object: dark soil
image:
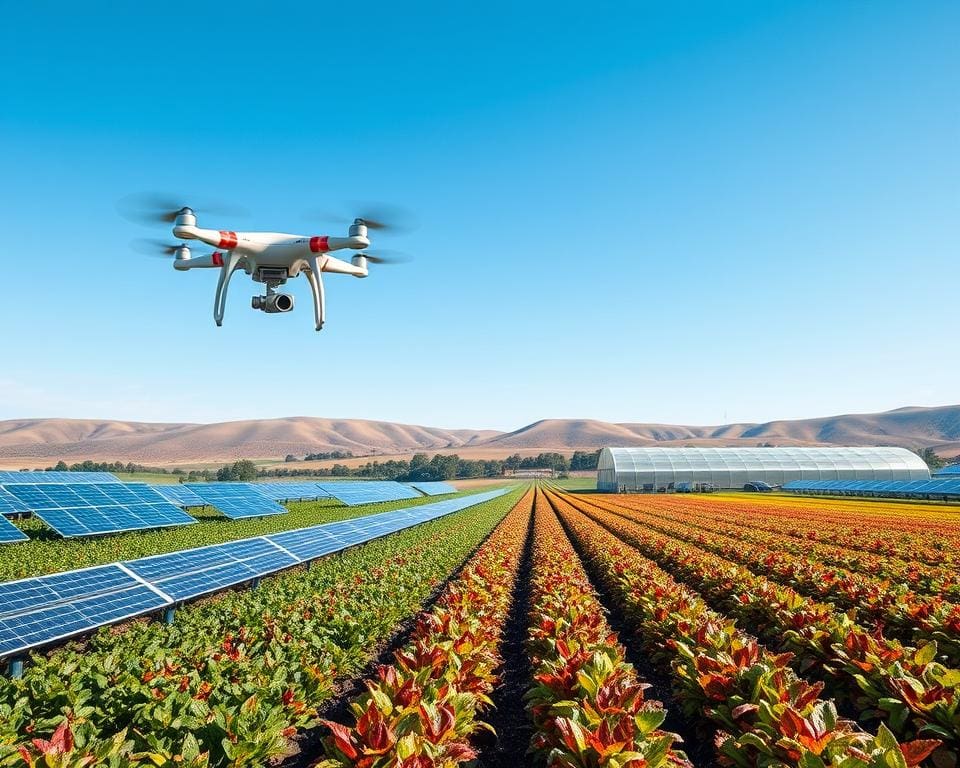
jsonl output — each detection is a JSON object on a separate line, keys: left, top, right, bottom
{"left": 474, "top": 508, "right": 536, "bottom": 768}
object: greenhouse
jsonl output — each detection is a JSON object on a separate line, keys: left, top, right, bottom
{"left": 596, "top": 446, "right": 930, "bottom": 492}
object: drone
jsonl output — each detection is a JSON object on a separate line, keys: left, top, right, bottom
{"left": 123, "top": 197, "right": 410, "bottom": 331}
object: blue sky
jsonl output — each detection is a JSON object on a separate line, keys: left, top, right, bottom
{"left": 1, "top": 1, "right": 957, "bottom": 431}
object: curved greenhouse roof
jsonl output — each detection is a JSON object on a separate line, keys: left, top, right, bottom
{"left": 597, "top": 446, "right": 929, "bottom": 492}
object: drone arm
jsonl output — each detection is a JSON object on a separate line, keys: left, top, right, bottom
{"left": 213, "top": 252, "right": 243, "bottom": 327}
{"left": 305, "top": 255, "right": 326, "bottom": 331}
{"left": 173, "top": 252, "right": 223, "bottom": 270}
{"left": 320, "top": 254, "right": 368, "bottom": 277}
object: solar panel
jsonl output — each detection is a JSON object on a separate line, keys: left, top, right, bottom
{"left": 0, "top": 564, "right": 170, "bottom": 657}
{"left": 267, "top": 525, "right": 347, "bottom": 561}
{"left": 3, "top": 483, "right": 196, "bottom": 538}
{"left": 935, "top": 464, "right": 960, "bottom": 477}
{"left": 317, "top": 481, "right": 421, "bottom": 506}
{"left": 0, "top": 471, "right": 120, "bottom": 484}
{"left": 0, "top": 516, "right": 27, "bottom": 544}
{"left": 0, "top": 486, "right": 31, "bottom": 517}
{"left": 783, "top": 478, "right": 960, "bottom": 499}
{"left": 125, "top": 538, "right": 299, "bottom": 601}
{"left": 252, "top": 482, "right": 331, "bottom": 501}
{"left": 0, "top": 487, "right": 513, "bottom": 657}
{"left": 407, "top": 481, "right": 457, "bottom": 496}
{"left": 151, "top": 484, "right": 207, "bottom": 508}
{"left": 184, "top": 483, "right": 288, "bottom": 519}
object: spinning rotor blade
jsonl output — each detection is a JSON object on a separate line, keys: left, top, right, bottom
{"left": 131, "top": 238, "right": 181, "bottom": 257}
{"left": 131, "top": 238, "right": 215, "bottom": 260}
{"left": 303, "top": 201, "right": 417, "bottom": 233}
{"left": 119, "top": 193, "right": 249, "bottom": 225}
{"left": 362, "top": 249, "right": 413, "bottom": 265}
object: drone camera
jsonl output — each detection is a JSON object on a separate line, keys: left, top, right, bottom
{"left": 252, "top": 293, "right": 295, "bottom": 313}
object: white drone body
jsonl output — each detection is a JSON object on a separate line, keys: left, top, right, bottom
{"left": 170, "top": 207, "right": 373, "bottom": 331}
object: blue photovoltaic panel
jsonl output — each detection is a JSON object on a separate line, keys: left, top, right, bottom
{"left": 0, "top": 516, "right": 27, "bottom": 544}
{"left": 252, "top": 483, "right": 330, "bottom": 501}
{"left": 3, "top": 483, "right": 196, "bottom": 538}
{"left": 125, "top": 538, "right": 299, "bottom": 601}
{"left": 407, "top": 481, "right": 457, "bottom": 496}
{"left": 0, "top": 487, "right": 512, "bottom": 657}
{"left": 0, "top": 564, "right": 170, "bottom": 657}
{"left": 934, "top": 464, "right": 960, "bottom": 477}
{"left": 317, "top": 481, "right": 421, "bottom": 506}
{"left": 783, "top": 478, "right": 960, "bottom": 499}
{"left": 184, "top": 483, "right": 288, "bottom": 519}
{"left": 151, "top": 484, "right": 206, "bottom": 508}
{"left": 267, "top": 525, "right": 348, "bottom": 561}
{"left": 0, "top": 471, "right": 120, "bottom": 484}
{"left": 0, "top": 487, "right": 30, "bottom": 516}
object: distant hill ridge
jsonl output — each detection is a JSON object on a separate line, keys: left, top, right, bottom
{"left": 0, "top": 405, "right": 958, "bottom": 467}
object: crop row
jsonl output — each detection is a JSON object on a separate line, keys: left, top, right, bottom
{"left": 557, "top": 491, "right": 960, "bottom": 761}
{"left": 525, "top": 489, "right": 690, "bottom": 767}
{"left": 319, "top": 488, "right": 534, "bottom": 767}
{"left": 0, "top": 488, "right": 523, "bottom": 768}
{"left": 0, "top": 488, "right": 508, "bottom": 583}
{"left": 543, "top": 489, "right": 941, "bottom": 767}
{"left": 603, "top": 495, "right": 960, "bottom": 599}
{"left": 586, "top": 493, "right": 960, "bottom": 667}
{"left": 677, "top": 495, "right": 960, "bottom": 564}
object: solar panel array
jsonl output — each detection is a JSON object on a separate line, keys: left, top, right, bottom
{"left": 3, "top": 483, "right": 196, "bottom": 538}
{"left": 406, "top": 481, "right": 457, "bottom": 496}
{"left": 0, "top": 517, "right": 27, "bottom": 544}
{"left": 316, "top": 481, "right": 421, "bottom": 506}
{"left": 0, "top": 471, "right": 121, "bottom": 484}
{"left": 126, "top": 538, "right": 298, "bottom": 601}
{"left": 0, "top": 487, "right": 30, "bottom": 517}
{"left": 0, "top": 487, "right": 510, "bottom": 657}
{"left": 934, "top": 464, "right": 960, "bottom": 477}
{"left": 0, "top": 564, "right": 169, "bottom": 656}
{"left": 151, "top": 484, "right": 207, "bottom": 508}
{"left": 784, "top": 478, "right": 960, "bottom": 499}
{"left": 184, "top": 483, "right": 288, "bottom": 519}
{"left": 252, "top": 482, "right": 331, "bottom": 501}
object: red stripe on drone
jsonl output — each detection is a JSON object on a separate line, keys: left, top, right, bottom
{"left": 218, "top": 231, "right": 238, "bottom": 249}
{"left": 309, "top": 235, "right": 329, "bottom": 253}
{"left": 212, "top": 252, "right": 224, "bottom": 267}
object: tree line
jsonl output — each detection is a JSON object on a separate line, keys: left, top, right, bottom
{"left": 33, "top": 449, "right": 604, "bottom": 484}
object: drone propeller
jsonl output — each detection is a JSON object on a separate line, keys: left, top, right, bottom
{"left": 119, "top": 193, "right": 249, "bottom": 225}
{"left": 131, "top": 238, "right": 182, "bottom": 257}
{"left": 362, "top": 249, "right": 413, "bottom": 265}
{"left": 303, "top": 202, "right": 417, "bottom": 233}
{"left": 131, "top": 238, "right": 215, "bottom": 260}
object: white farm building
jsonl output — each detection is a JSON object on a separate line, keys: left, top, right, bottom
{"left": 596, "top": 446, "right": 929, "bottom": 492}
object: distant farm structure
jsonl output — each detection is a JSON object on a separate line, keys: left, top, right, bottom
{"left": 503, "top": 467, "right": 556, "bottom": 479}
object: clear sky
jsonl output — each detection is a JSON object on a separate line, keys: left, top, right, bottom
{"left": 1, "top": 1, "right": 957, "bottom": 431}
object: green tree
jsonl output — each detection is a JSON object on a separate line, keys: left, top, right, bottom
{"left": 918, "top": 447, "right": 946, "bottom": 471}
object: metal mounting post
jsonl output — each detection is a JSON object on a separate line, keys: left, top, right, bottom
{"left": 8, "top": 657, "right": 24, "bottom": 678}
{"left": 163, "top": 606, "right": 176, "bottom": 625}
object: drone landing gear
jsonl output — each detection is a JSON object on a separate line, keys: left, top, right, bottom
{"left": 305, "top": 255, "right": 326, "bottom": 332}
{"left": 213, "top": 252, "right": 243, "bottom": 327}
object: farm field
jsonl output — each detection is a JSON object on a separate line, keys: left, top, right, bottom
{"left": 2, "top": 484, "right": 958, "bottom": 767}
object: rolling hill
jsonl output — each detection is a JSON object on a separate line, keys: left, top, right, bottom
{"left": 0, "top": 405, "right": 958, "bottom": 468}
